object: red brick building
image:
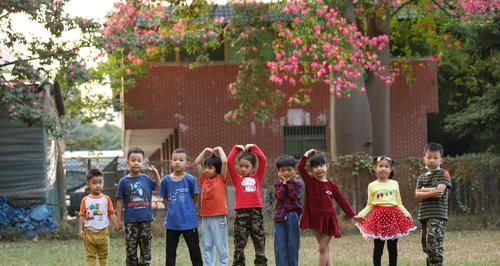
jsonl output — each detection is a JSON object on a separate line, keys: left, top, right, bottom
{"left": 123, "top": 59, "right": 437, "bottom": 161}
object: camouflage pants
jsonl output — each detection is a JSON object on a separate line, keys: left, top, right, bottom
{"left": 233, "top": 208, "right": 267, "bottom": 266}
{"left": 125, "top": 221, "right": 152, "bottom": 266}
{"left": 420, "top": 218, "right": 446, "bottom": 266}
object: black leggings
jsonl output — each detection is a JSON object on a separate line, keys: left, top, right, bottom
{"left": 373, "top": 239, "right": 398, "bottom": 266}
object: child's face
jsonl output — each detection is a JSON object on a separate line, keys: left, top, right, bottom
{"left": 237, "top": 158, "right": 254, "bottom": 177}
{"left": 278, "top": 166, "right": 296, "bottom": 180}
{"left": 171, "top": 152, "right": 188, "bottom": 173}
{"left": 88, "top": 175, "right": 104, "bottom": 195}
{"left": 423, "top": 150, "right": 442, "bottom": 170}
{"left": 127, "top": 153, "right": 144, "bottom": 173}
{"left": 311, "top": 164, "right": 328, "bottom": 179}
{"left": 203, "top": 165, "right": 218, "bottom": 178}
{"left": 374, "top": 159, "right": 392, "bottom": 180}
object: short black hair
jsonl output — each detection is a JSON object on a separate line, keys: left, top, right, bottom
{"left": 127, "top": 147, "right": 145, "bottom": 159}
{"left": 424, "top": 143, "right": 444, "bottom": 157}
{"left": 309, "top": 153, "right": 328, "bottom": 168}
{"left": 276, "top": 155, "right": 296, "bottom": 169}
{"left": 372, "top": 156, "right": 395, "bottom": 179}
{"left": 238, "top": 151, "right": 257, "bottom": 166}
{"left": 87, "top": 168, "right": 103, "bottom": 181}
{"left": 172, "top": 148, "right": 189, "bottom": 158}
{"left": 205, "top": 155, "right": 222, "bottom": 174}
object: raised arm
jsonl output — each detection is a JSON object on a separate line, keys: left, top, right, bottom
{"left": 147, "top": 163, "right": 161, "bottom": 190}
{"left": 213, "top": 146, "right": 228, "bottom": 181}
{"left": 227, "top": 145, "right": 242, "bottom": 182}
{"left": 247, "top": 144, "right": 267, "bottom": 181}
{"left": 194, "top": 148, "right": 213, "bottom": 179}
{"left": 298, "top": 149, "right": 316, "bottom": 182}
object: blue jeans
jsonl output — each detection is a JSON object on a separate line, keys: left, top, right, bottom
{"left": 274, "top": 212, "right": 300, "bottom": 266}
{"left": 202, "top": 215, "right": 229, "bottom": 266}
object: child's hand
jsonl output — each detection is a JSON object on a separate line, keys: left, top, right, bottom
{"left": 430, "top": 188, "right": 444, "bottom": 198}
{"left": 244, "top": 144, "right": 254, "bottom": 150}
{"left": 204, "top": 147, "right": 213, "bottom": 156}
{"left": 79, "top": 229, "right": 84, "bottom": 239}
{"left": 212, "top": 147, "right": 222, "bottom": 156}
{"left": 146, "top": 162, "right": 158, "bottom": 173}
{"left": 116, "top": 221, "right": 123, "bottom": 232}
{"left": 353, "top": 216, "right": 364, "bottom": 222}
{"left": 304, "top": 149, "right": 316, "bottom": 157}
{"left": 236, "top": 145, "right": 245, "bottom": 150}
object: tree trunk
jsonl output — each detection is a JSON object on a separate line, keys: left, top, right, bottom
{"left": 365, "top": 10, "right": 391, "bottom": 155}
{"left": 56, "top": 140, "right": 66, "bottom": 221}
{"left": 331, "top": 2, "right": 374, "bottom": 156}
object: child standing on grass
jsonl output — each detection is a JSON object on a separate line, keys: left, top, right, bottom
{"left": 298, "top": 149, "right": 356, "bottom": 266}
{"left": 415, "top": 143, "right": 452, "bottom": 266}
{"left": 354, "top": 156, "right": 416, "bottom": 266}
{"left": 159, "top": 148, "right": 203, "bottom": 266}
{"left": 227, "top": 144, "right": 268, "bottom": 266}
{"left": 273, "top": 155, "right": 302, "bottom": 266}
{"left": 116, "top": 147, "right": 160, "bottom": 266}
{"left": 194, "top": 146, "right": 229, "bottom": 266}
{"left": 79, "top": 168, "right": 117, "bottom": 266}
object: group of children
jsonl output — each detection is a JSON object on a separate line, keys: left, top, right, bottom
{"left": 79, "top": 142, "right": 451, "bottom": 266}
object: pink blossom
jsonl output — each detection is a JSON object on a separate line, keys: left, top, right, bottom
{"left": 293, "top": 17, "right": 301, "bottom": 24}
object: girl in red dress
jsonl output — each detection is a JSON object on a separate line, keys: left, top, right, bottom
{"left": 298, "top": 149, "right": 356, "bottom": 266}
{"left": 354, "top": 156, "right": 416, "bottom": 266}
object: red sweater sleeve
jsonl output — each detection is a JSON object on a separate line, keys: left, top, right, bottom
{"left": 227, "top": 145, "right": 239, "bottom": 183}
{"left": 249, "top": 144, "right": 266, "bottom": 184}
{"left": 298, "top": 155, "right": 312, "bottom": 183}
{"left": 331, "top": 183, "right": 356, "bottom": 218}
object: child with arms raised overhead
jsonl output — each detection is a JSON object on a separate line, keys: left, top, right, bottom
{"left": 227, "top": 143, "right": 268, "bottom": 266}
{"left": 194, "top": 146, "right": 229, "bottom": 266}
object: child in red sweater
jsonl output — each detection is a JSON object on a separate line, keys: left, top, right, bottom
{"left": 298, "top": 149, "right": 356, "bottom": 266}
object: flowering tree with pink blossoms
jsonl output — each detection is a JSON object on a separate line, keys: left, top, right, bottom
{"left": 100, "top": 0, "right": 497, "bottom": 154}
{"left": 0, "top": 0, "right": 102, "bottom": 136}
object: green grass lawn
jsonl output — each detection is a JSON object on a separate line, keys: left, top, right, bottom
{"left": 1, "top": 230, "right": 499, "bottom": 265}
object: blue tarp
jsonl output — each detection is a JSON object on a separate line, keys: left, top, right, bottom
{"left": 0, "top": 197, "right": 58, "bottom": 237}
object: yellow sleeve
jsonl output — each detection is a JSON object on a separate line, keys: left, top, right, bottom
{"left": 395, "top": 182, "right": 411, "bottom": 217}
{"left": 358, "top": 184, "right": 374, "bottom": 218}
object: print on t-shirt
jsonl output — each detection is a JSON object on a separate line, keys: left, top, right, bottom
{"left": 86, "top": 202, "right": 104, "bottom": 221}
{"left": 241, "top": 177, "right": 256, "bottom": 192}
{"left": 168, "top": 187, "right": 189, "bottom": 203}
{"left": 126, "top": 181, "right": 150, "bottom": 208}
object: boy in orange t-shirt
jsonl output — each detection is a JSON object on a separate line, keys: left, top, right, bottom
{"left": 194, "top": 146, "right": 229, "bottom": 266}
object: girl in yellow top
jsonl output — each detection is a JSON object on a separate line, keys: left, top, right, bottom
{"left": 354, "top": 156, "right": 416, "bottom": 266}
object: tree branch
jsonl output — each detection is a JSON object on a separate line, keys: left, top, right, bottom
{"left": 430, "top": 0, "right": 460, "bottom": 18}
{"left": 390, "top": 0, "right": 413, "bottom": 18}
{"left": 0, "top": 57, "right": 40, "bottom": 68}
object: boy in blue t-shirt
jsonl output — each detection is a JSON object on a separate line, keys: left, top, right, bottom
{"left": 159, "top": 148, "right": 202, "bottom": 266}
{"left": 116, "top": 147, "right": 160, "bottom": 266}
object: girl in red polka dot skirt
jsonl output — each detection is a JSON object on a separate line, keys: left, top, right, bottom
{"left": 353, "top": 156, "right": 416, "bottom": 266}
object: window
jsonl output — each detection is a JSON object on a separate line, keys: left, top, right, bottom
{"left": 284, "top": 126, "right": 326, "bottom": 158}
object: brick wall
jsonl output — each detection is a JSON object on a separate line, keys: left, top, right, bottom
{"left": 125, "top": 60, "right": 437, "bottom": 159}
{"left": 390, "top": 60, "right": 438, "bottom": 158}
